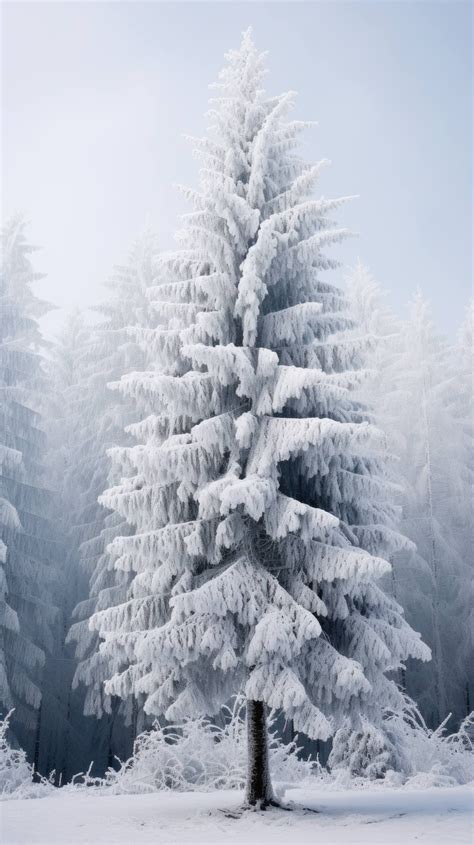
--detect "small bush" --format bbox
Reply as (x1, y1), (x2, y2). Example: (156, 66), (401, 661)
(328, 698), (473, 788)
(0, 712), (53, 800)
(385, 700), (474, 787)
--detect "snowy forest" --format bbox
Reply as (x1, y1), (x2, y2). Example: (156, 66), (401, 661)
(1, 23), (472, 845)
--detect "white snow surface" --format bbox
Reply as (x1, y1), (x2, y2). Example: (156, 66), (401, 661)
(2, 785), (472, 844)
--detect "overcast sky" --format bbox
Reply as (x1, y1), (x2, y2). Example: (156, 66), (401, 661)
(2, 1), (472, 337)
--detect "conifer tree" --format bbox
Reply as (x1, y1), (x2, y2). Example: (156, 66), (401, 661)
(348, 267), (473, 730)
(60, 229), (160, 777)
(48, 309), (98, 778)
(345, 262), (413, 609)
(91, 32), (429, 806)
(454, 304), (474, 718)
(391, 296), (472, 727)
(0, 215), (61, 767)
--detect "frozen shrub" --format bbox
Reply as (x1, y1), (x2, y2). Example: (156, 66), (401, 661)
(329, 720), (398, 780)
(384, 701), (474, 787)
(0, 712), (52, 799)
(328, 698), (474, 787)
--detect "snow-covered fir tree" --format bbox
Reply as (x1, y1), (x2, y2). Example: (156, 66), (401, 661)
(0, 215), (62, 770)
(455, 304), (474, 720)
(345, 262), (413, 610)
(47, 309), (99, 779)
(51, 230), (160, 778)
(391, 295), (472, 728)
(347, 267), (473, 730)
(454, 305), (474, 672)
(89, 31), (429, 806)
(344, 261), (400, 371)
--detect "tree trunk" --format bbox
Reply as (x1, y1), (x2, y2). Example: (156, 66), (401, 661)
(131, 698), (138, 757)
(33, 704), (42, 781)
(245, 699), (274, 808)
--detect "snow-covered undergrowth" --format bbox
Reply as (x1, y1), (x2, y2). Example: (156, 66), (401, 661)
(384, 703), (474, 787)
(71, 698), (314, 794)
(2, 699), (472, 801)
(328, 701), (473, 789)
(0, 712), (53, 799)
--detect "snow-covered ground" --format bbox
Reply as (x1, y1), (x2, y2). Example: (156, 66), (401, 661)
(2, 785), (472, 844)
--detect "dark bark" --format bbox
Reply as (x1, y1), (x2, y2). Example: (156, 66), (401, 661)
(245, 698), (274, 808)
(33, 704), (42, 782)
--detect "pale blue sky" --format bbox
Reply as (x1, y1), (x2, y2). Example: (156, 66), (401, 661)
(2, 1), (472, 336)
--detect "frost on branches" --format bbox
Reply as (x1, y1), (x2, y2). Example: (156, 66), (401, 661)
(90, 31), (429, 806)
(0, 217), (60, 768)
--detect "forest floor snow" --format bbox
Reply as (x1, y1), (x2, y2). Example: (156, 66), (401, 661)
(1, 784), (472, 844)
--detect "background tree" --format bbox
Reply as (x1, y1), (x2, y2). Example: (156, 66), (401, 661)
(50, 229), (160, 779)
(347, 266), (473, 730)
(392, 296), (473, 728)
(47, 309), (98, 779)
(0, 215), (61, 772)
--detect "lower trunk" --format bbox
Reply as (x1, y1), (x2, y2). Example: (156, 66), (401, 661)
(245, 699), (274, 808)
